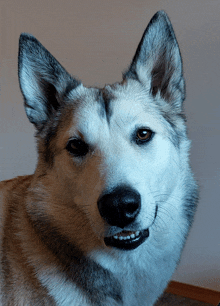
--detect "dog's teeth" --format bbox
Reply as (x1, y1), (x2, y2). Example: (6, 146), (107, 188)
(112, 230), (142, 241)
(124, 236), (129, 240)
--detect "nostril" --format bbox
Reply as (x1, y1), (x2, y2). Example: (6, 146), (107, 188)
(125, 202), (140, 218)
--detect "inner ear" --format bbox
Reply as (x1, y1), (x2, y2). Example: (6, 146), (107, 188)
(40, 80), (60, 115)
(150, 48), (175, 102)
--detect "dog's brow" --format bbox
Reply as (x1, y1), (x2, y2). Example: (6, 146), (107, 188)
(124, 114), (140, 125)
(114, 110), (143, 127)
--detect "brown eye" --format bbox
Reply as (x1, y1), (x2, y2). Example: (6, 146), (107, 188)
(135, 128), (153, 145)
(66, 139), (89, 157)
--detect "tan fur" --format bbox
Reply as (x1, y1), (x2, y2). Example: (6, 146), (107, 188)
(0, 176), (55, 304)
(0, 106), (109, 304)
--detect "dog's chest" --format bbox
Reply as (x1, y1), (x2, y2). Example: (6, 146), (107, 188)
(38, 268), (89, 306)
(38, 259), (147, 306)
(89, 246), (175, 306)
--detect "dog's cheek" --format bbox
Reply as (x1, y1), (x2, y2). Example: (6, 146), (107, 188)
(74, 158), (105, 204)
(72, 156), (108, 233)
(54, 153), (104, 207)
(147, 137), (180, 197)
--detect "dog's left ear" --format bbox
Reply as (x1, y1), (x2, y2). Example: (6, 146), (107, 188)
(125, 11), (185, 109)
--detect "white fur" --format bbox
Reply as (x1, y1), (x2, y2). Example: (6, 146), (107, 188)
(38, 267), (90, 306)
(19, 63), (48, 123)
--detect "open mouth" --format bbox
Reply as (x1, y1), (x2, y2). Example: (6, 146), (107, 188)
(104, 228), (149, 250)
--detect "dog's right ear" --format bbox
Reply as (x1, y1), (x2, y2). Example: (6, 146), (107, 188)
(18, 33), (81, 129)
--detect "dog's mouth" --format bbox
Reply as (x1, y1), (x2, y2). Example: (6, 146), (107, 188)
(104, 228), (149, 250)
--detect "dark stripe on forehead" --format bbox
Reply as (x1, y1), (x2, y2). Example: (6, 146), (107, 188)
(98, 88), (115, 122)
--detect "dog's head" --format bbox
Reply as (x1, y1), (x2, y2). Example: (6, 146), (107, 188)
(18, 11), (191, 252)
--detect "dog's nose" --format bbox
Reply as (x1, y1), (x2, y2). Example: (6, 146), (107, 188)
(97, 186), (141, 228)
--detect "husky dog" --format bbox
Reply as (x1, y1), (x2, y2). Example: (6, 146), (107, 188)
(0, 10), (198, 306)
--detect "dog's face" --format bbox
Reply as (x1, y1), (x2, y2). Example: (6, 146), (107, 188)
(18, 11), (188, 252)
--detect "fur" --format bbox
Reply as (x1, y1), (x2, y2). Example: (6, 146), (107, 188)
(0, 11), (198, 305)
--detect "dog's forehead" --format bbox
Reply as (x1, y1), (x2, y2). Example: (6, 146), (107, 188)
(67, 86), (107, 141)
(67, 80), (165, 141)
(101, 80), (164, 132)
(104, 80), (152, 120)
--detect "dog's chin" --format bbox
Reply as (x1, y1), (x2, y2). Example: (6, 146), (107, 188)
(104, 228), (149, 251)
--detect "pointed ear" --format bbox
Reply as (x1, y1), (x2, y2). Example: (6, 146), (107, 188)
(18, 33), (81, 129)
(125, 11), (185, 109)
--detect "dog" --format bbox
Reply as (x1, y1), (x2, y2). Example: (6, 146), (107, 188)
(0, 10), (198, 306)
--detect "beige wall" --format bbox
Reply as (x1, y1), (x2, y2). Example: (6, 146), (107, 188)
(0, 0), (219, 291)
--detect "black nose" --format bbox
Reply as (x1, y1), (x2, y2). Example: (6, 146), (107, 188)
(97, 186), (141, 228)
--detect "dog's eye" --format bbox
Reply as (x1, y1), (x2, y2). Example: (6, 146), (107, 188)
(66, 139), (89, 157)
(136, 128), (153, 144)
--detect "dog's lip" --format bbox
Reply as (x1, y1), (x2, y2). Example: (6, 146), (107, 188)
(103, 205), (157, 250)
(105, 205), (158, 238)
(104, 228), (149, 251)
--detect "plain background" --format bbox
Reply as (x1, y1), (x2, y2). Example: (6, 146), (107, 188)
(0, 0), (219, 292)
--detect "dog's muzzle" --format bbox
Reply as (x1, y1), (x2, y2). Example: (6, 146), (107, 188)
(97, 185), (150, 250)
